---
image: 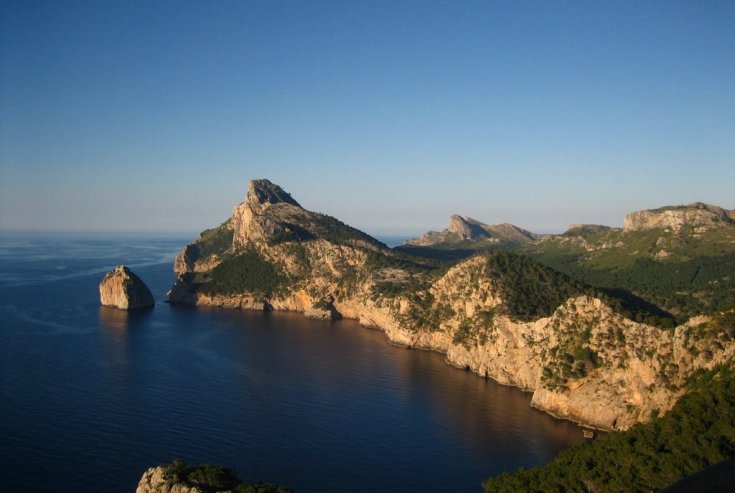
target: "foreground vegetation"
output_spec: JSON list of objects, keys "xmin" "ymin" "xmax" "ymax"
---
[
  {"xmin": 483, "ymin": 363, "xmax": 735, "ymax": 492},
  {"xmin": 163, "ymin": 459, "xmax": 292, "ymax": 493}
]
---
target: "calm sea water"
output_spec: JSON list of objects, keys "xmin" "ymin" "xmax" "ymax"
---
[{"xmin": 0, "ymin": 233, "xmax": 583, "ymax": 493}]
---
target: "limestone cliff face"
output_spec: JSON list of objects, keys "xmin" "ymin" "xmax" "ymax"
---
[
  {"xmin": 99, "ymin": 266, "xmax": 154, "ymax": 310},
  {"xmin": 624, "ymin": 202, "xmax": 735, "ymax": 232},
  {"xmin": 168, "ymin": 180, "xmax": 735, "ymax": 431},
  {"xmin": 405, "ymin": 215, "xmax": 537, "ymax": 246},
  {"xmin": 436, "ymin": 286, "xmax": 735, "ymax": 430},
  {"xmin": 447, "ymin": 214, "xmax": 486, "ymax": 239}
]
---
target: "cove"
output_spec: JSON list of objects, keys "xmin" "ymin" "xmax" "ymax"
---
[{"xmin": 0, "ymin": 235, "xmax": 583, "ymax": 492}]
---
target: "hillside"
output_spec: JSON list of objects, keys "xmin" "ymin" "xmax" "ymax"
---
[
  {"xmin": 168, "ymin": 181, "xmax": 735, "ymax": 431},
  {"xmin": 521, "ymin": 203, "xmax": 735, "ymax": 321},
  {"xmin": 401, "ymin": 202, "xmax": 735, "ymax": 321}
]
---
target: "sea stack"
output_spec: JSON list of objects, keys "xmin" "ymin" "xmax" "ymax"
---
[{"xmin": 99, "ymin": 265, "xmax": 154, "ymax": 310}]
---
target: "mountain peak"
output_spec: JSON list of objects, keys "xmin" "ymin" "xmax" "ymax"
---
[
  {"xmin": 448, "ymin": 215, "xmax": 486, "ymax": 240},
  {"xmin": 404, "ymin": 215, "xmax": 536, "ymax": 247},
  {"xmin": 246, "ymin": 179, "xmax": 301, "ymax": 209}
]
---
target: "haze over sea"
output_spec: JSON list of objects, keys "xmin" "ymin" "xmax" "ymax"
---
[{"xmin": 0, "ymin": 233, "xmax": 583, "ymax": 492}]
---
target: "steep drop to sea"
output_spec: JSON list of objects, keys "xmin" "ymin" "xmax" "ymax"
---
[{"xmin": 169, "ymin": 179, "xmax": 735, "ymax": 431}]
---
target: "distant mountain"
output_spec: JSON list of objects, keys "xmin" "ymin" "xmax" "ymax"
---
[
  {"xmin": 624, "ymin": 202, "xmax": 735, "ymax": 232},
  {"xmin": 404, "ymin": 214, "xmax": 538, "ymax": 247},
  {"xmin": 522, "ymin": 202, "xmax": 735, "ymax": 320},
  {"xmin": 399, "ymin": 202, "xmax": 735, "ymax": 321}
]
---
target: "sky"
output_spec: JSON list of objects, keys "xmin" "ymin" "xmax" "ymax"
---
[{"xmin": 1, "ymin": 1, "xmax": 734, "ymax": 236}]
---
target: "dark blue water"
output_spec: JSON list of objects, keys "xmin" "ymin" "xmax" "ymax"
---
[{"xmin": 0, "ymin": 233, "xmax": 583, "ymax": 492}]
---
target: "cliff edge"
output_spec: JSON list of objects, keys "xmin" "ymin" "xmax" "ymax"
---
[{"xmin": 624, "ymin": 202, "xmax": 735, "ymax": 232}]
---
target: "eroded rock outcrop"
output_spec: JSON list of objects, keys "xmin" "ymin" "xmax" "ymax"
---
[
  {"xmin": 99, "ymin": 265, "xmax": 154, "ymax": 310},
  {"xmin": 624, "ymin": 202, "xmax": 735, "ymax": 232}
]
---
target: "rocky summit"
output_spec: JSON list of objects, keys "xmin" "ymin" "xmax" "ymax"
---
[
  {"xmin": 167, "ymin": 179, "xmax": 735, "ymax": 431},
  {"xmin": 99, "ymin": 265, "xmax": 154, "ymax": 310},
  {"xmin": 623, "ymin": 202, "xmax": 735, "ymax": 232}
]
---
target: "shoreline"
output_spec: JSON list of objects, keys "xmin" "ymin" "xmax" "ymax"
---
[{"xmin": 168, "ymin": 295, "xmax": 612, "ymax": 432}]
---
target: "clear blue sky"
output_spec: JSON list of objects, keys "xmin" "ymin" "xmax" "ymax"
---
[{"xmin": 1, "ymin": 1, "xmax": 733, "ymax": 235}]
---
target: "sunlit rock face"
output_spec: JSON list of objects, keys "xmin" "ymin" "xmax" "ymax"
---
[
  {"xmin": 99, "ymin": 265, "xmax": 154, "ymax": 310},
  {"xmin": 624, "ymin": 202, "xmax": 735, "ymax": 232},
  {"xmin": 404, "ymin": 214, "xmax": 537, "ymax": 246}
]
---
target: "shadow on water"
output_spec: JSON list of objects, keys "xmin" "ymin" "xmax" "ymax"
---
[{"xmin": 98, "ymin": 305, "xmax": 155, "ymax": 331}]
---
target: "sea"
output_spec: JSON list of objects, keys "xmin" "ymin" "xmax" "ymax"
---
[{"xmin": 0, "ymin": 233, "xmax": 583, "ymax": 493}]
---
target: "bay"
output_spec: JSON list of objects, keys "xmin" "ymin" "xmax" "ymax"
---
[{"xmin": 0, "ymin": 233, "xmax": 582, "ymax": 492}]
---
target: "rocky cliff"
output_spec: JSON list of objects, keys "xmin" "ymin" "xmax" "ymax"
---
[
  {"xmin": 404, "ymin": 215, "xmax": 537, "ymax": 246},
  {"xmin": 99, "ymin": 265, "xmax": 154, "ymax": 310},
  {"xmin": 624, "ymin": 202, "xmax": 735, "ymax": 232},
  {"xmin": 169, "ymin": 180, "xmax": 735, "ymax": 431}
]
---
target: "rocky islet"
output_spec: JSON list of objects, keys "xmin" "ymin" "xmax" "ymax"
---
[{"xmin": 99, "ymin": 265, "xmax": 154, "ymax": 310}]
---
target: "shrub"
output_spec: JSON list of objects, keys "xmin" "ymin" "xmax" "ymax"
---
[
  {"xmin": 162, "ymin": 459, "xmax": 293, "ymax": 493},
  {"xmin": 201, "ymin": 248, "xmax": 288, "ymax": 297}
]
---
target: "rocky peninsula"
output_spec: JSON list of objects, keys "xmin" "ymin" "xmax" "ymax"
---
[{"xmin": 167, "ymin": 179, "xmax": 735, "ymax": 431}]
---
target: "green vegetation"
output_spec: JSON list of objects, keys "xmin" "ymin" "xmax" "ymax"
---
[
  {"xmin": 365, "ymin": 249, "xmax": 446, "ymax": 298},
  {"xmin": 484, "ymin": 363, "xmax": 735, "ymax": 492},
  {"xmin": 399, "ymin": 291, "xmax": 456, "ymax": 332},
  {"xmin": 483, "ymin": 252, "xmax": 587, "ymax": 321},
  {"xmin": 163, "ymin": 459, "xmax": 292, "ymax": 493},
  {"xmin": 573, "ymin": 345, "xmax": 598, "ymax": 365},
  {"xmin": 196, "ymin": 219, "xmax": 234, "ymax": 259},
  {"xmin": 263, "ymin": 205, "xmax": 386, "ymax": 249},
  {"xmin": 396, "ymin": 241, "xmax": 509, "ymax": 261},
  {"xmin": 540, "ymin": 322, "xmax": 602, "ymax": 390},
  {"xmin": 481, "ymin": 252, "xmax": 675, "ymax": 327},
  {"xmin": 199, "ymin": 248, "xmax": 288, "ymax": 298},
  {"xmin": 402, "ymin": 222, "xmax": 735, "ymax": 323},
  {"xmin": 520, "ymin": 226, "xmax": 735, "ymax": 321},
  {"xmin": 307, "ymin": 212, "xmax": 386, "ymax": 248},
  {"xmin": 452, "ymin": 309, "xmax": 496, "ymax": 348},
  {"xmin": 397, "ymin": 251, "xmax": 675, "ymax": 336}
]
